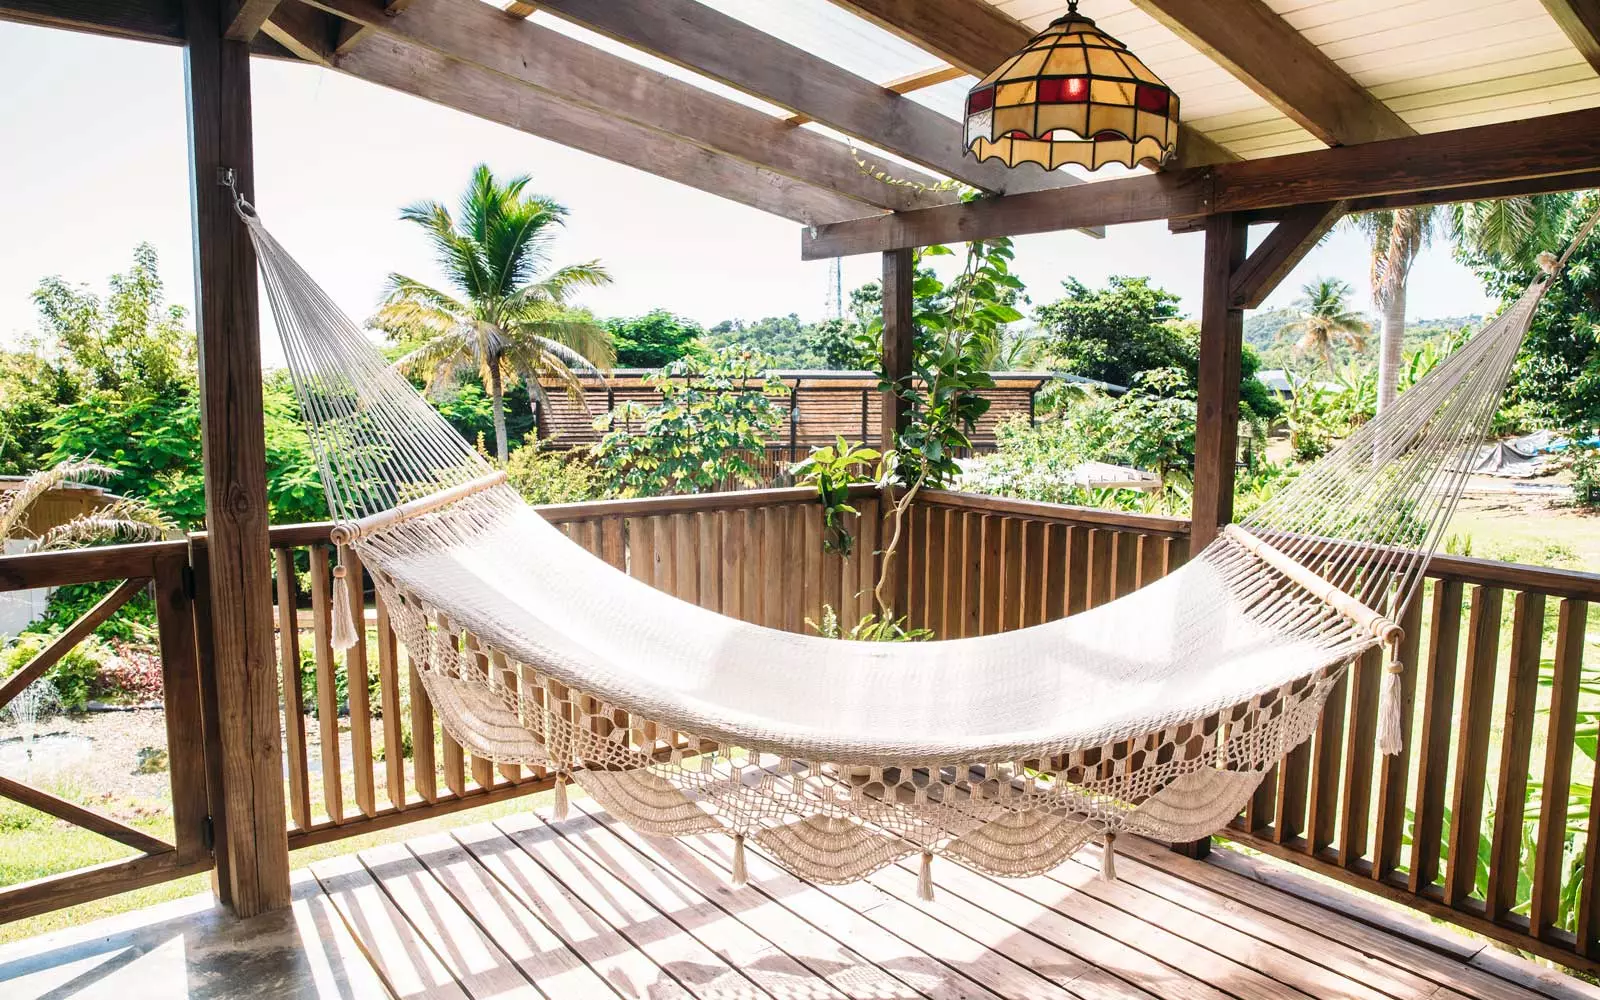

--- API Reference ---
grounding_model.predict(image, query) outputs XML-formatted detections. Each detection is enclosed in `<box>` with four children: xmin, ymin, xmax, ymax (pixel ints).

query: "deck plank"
<box><xmin>405</xmin><ymin>832</ymin><xmax>625</xmax><ymax>999</ymax></box>
<box><xmin>354</xmin><ymin>841</ymin><xmax>542</xmax><ymax>998</ymax></box>
<box><xmin>452</xmin><ymin>821</ymin><xmax>695</xmax><ymax>999</ymax></box>
<box><xmin>493</xmin><ymin>812</ymin><xmax>781</xmax><ymax>999</ymax></box>
<box><xmin>536</xmin><ymin>809</ymin><xmax>851</xmax><ymax>1000</ymax></box>
<box><xmin>310</xmin><ymin>853</ymin><xmax>469</xmax><ymax>1000</ymax></box>
<box><xmin>569</xmin><ymin>800</ymin><xmax>928</xmax><ymax>999</ymax></box>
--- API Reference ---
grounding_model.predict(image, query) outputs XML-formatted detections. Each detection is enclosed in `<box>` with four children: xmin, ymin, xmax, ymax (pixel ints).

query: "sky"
<box><xmin>0</xmin><ymin>20</ymin><xmax>1497</xmax><ymax>370</ymax></box>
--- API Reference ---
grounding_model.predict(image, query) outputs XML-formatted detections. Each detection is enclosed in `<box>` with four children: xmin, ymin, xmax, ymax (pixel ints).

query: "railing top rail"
<box><xmin>533</xmin><ymin>483</ymin><xmax>876</xmax><ymax>521</ymax></box>
<box><xmin>914</xmin><ymin>489</ymin><xmax>1193</xmax><ymax>536</ymax></box>
<box><xmin>0</xmin><ymin>538</ymin><xmax>186</xmax><ymax>592</ymax></box>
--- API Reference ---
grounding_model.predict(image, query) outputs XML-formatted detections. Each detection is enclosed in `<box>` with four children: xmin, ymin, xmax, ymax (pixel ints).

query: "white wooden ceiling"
<box><xmin>984</xmin><ymin>0</ymin><xmax>1600</xmax><ymax>158</ymax></box>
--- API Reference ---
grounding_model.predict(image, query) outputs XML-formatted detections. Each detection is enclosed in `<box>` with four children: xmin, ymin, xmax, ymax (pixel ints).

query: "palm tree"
<box><xmin>1285</xmin><ymin>277</ymin><xmax>1369</xmax><ymax>373</ymax></box>
<box><xmin>1451</xmin><ymin>194</ymin><xmax>1576</xmax><ymax>271</ymax></box>
<box><xmin>0</xmin><ymin>460</ymin><xmax>171</xmax><ymax>549</ymax></box>
<box><xmin>372</xmin><ymin>165</ymin><xmax>615</xmax><ymax>464</ymax></box>
<box><xmin>1350</xmin><ymin>207</ymin><xmax>1443</xmax><ymax>415</ymax></box>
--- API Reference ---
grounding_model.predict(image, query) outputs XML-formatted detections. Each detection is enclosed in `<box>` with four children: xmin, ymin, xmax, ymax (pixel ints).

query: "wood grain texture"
<box><xmin>0</xmin><ymin>0</ymin><xmax>183</xmax><ymax>42</ymax></box>
<box><xmin>308</xmin><ymin>0</ymin><xmax>940</xmax><ymax>214</ymax></box>
<box><xmin>1191</xmin><ymin>213</ymin><xmax>1246</xmax><ymax>547</ymax></box>
<box><xmin>151</xmin><ymin>546</ymin><xmax>212</xmax><ymax>866</ymax></box>
<box><xmin>1230</xmin><ymin>202</ymin><xmax>1347</xmax><ymax>309</ymax></box>
<box><xmin>533</xmin><ymin>0</ymin><xmax>1052</xmax><ymax>197</ymax></box>
<box><xmin>1130</xmin><ymin>0</ymin><xmax>1413</xmax><ymax>146</ymax></box>
<box><xmin>184</xmin><ymin>0</ymin><xmax>291</xmax><ymax>915</ymax></box>
<box><xmin>1542</xmin><ymin>0</ymin><xmax>1600</xmax><ymax>74</ymax></box>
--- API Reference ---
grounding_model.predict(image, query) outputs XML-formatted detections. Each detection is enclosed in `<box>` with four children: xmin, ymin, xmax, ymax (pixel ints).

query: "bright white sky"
<box><xmin>0</xmin><ymin>20</ymin><xmax>1495</xmax><ymax>370</ymax></box>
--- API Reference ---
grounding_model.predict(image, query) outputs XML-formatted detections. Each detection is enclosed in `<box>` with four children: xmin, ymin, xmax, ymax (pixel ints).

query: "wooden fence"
<box><xmin>5</xmin><ymin>486</ymin><xmax>1600</xmax><ymax>973</ymax></box>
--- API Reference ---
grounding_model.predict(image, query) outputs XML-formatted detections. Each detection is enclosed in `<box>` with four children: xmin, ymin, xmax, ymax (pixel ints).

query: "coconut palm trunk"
<box><xmin>488</xmin><ymin>360</ymin><xmax>509</xmax><ymax>464</ymax></box>
<box><xmin>1376</xmin><ymin>280</ymin><xmax>1407</xmax><ymax>412</ymax></box>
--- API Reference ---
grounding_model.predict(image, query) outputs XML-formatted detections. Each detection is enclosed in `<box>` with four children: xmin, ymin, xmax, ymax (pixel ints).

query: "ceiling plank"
<box><xmin>261</xmin><ymin>0</ymin><xmax>333</xmax><ymax>63</ymax></box>
<box><xmin>828</xmin><ymin>0</ymin><xmax>1235</xmax><ymax>166</ymax></box>
<box><xmin>224</xmin><ymin>0</ymin><xmax>281</xmax><ymax>39</ymax></box>
<box><xmin>1129</xmin><ymin>0</ymin><xmax>1412</xmax><ymax>146</ymax></box>
<box><xmin>1542</xmin><ymin>0</ymin><xmax>1600</xmax><ymax>74</ymax></box>
<box><xmin>1229</xmin><ymin>202</ymin><xmax>1345</xmax><ymax>309</ymax></box>
<box><xmin>305</xmin><ymin>0</ymin><xmax>947</xmax><ymax>214</ymax></box>
<box><xmin>336</xmin><ymin>34</ymin><xmax>876</xmax><ymax>226</ymax></box>
<box><xmin>532</xmin><ymin>0</ymin><xmax>1075</xmax><ymax>196</ymax></box>
<box><xmin>0</xmin><ymin>0</ymin><xmax>182</xmax><ymax>43</ymax></box>
<box><xmin>800</xmin><ymin>104</ymin><xmax>1600</xmax><ymax>257</ymax></box>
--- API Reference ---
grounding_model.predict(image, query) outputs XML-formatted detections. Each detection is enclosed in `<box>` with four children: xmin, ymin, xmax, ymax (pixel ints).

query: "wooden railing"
<box><xmin>263</xmin><ymin>485</ymin><xmax>884</xmax><ymax>851</ymax></box>
<box><xmin>0</xmin><ymin>541</ymin><xmax>211</xmax><ymax>923</ymax></box>
<box><xmin>5</xmin><ymin>485</ymin><xmax>1599</xmax><ymax>974</ymax></box>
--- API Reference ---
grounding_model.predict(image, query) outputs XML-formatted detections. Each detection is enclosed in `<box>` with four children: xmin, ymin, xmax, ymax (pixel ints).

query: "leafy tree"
<box><xmin>1286</xmin><ymin>277</ymin><xmax>1369</xmax><ymax>373</ymax></box>
<box><xmin>606</xmin><ymin>310</ymin><xmax>704</xmax><ymax>368</ymax></box>
<box><xmin>372</xmin><ymin>164</ymin><xmax>614</xmax><ymax>464</ymax></box>
<box><xmin>705</xmin><ymin>314</ymin><xmax>822</xmax><ymax>368</ymax></box>
<box><xmin>1036</xmin><ymin>276</ymin><xmax>1187</xmax><ymax>388</ymax></box>
<box><xmin>1350</xmin><ymin>207</ymin><xmax>1444</xmax><ymax>414</ymax></box>
<box><xmin>591</xmin><ymin>348</ymin><xmax>784</xmax><ymax>496</ymax></box>
<box><xmin>504</xmin><ymin>442</ymin><xmax>613</xmax><ymax>505</ymax></box>
<box><xmin>0</xmin><ymin>349</ymin><xmax>79</xmax><ymax>474</ymax></box>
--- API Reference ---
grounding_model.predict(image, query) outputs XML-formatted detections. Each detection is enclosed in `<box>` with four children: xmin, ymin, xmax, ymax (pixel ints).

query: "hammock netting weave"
<box><xmin>243</xmin><ymin>202</ymin><xmax>1591</xmax><ymax>892</ymax></box>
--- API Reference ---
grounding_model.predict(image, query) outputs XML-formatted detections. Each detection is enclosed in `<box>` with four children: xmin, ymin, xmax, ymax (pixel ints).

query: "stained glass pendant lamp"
<box><xmin>965</xmin><ymin>0</ymin><xmax>1180</xmax><ymax>171</ymax></box>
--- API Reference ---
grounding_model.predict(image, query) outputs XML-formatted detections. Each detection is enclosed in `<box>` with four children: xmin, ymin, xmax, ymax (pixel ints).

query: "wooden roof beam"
<box><xmin>225</xmin><ymin>0</ymin><xmax>282</xmax><ymax>40</ymax></box>
<box><xmin>785</xmin><ymin>65</ymin><xmax>963</xmax><ymax>127</ymax></box>
<box><xmin>335</xmin><ymin>34</ymin><xmax>877</xmax><ymax>226</ymax></box>
<box><xmin>531</xmin><ymin>0</ymin><xmax>1078</xmax><ymax>197</ymax></box>
<box><xmin>1542</xmin><ymin>0</ymin><xmax>1600</xmax><ymax>74</ymax></box>
<box><xmin>799</xmin><ymin>104</ymin><xmax>1600</xmax><ymax>257</ymax></box>
<box><xmin>261</xmin><ymin>0</ymin><xmax>333</xmax><ymax>63</ymax></box>
<box><xmin>1229</xmin><ymin>202</ymin><xmax>1345</xmax><ymax>310</ymax></box>
<box><xmin>828</xmin><ymin>0</ymin><xmax>1236</xmax><ymax>167</ymax></box>
<box><xmin>304</xmin><ymin>0</ymin><xmax>947</xmax><ymax>215</ymax></box>
<box><xmin>1129</xmin><ymin>0</ymin><xmax>1413</xmax><ymax>146</ymax></box>
<box><xmin>0</xmin><ymin>0</ymin><xmax>182</xmax><ymax>43</ymax></box>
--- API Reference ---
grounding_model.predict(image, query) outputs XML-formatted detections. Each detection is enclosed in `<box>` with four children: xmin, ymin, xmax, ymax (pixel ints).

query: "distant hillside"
<box><xmin>1246</xmin><ymin>309</ymin><xmax>1481</xmax><ymax>373</ymax></box>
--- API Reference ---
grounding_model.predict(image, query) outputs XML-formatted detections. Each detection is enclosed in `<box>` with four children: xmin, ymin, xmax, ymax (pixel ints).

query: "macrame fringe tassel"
<box><xmin>330</xmin><ymin>549</ymin><xmax>360</xmax><ymax>652</ymax></box>
<box><xmin>918</xmin><ymin>851</ymin><xmax>935</xmax><ymax>902</ymax></box>
<box><xmin>1378</xmin><ymin>639</ymin><xmax>1405</xmax><ymax>756</ymax></box>
<box><xmin>1101</xmin><ymin>833</ymin><xmax>1117</xmax><ymax>882</ymax></box>
<box><xmin>552</xmin><ymin>773</ymin><xmax>570</xmax><ymax>822</ymax></box>
<box><xmin>731</xmin><ymin>835</ymin><xmax>748</xmax><ymax>887</ymax></box>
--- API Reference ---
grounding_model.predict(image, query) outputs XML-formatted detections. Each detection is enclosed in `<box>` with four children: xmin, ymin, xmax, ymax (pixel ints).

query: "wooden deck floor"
<box><xmin>6</xmin><ymin>798</ymin><xmax>1600</xmax><ymax>1000</ymax></box>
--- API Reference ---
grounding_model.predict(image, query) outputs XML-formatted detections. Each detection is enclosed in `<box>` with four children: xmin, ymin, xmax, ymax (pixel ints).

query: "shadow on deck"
<box><xmin>3</xmin><ymin>798</ymin><xmax>1596</xmax><ymax>1000</ymax></box>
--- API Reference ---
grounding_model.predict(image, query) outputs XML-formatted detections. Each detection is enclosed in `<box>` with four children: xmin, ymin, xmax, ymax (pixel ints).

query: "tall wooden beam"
<box><xmin>827</xmin><ymin>0</ymin><xmax>1235</xmax><ymax>168</ymax></box>
<box><xmin>879</xmin><ymin>247</ymin><xmax>914</xmax><ymax>614</ymax></box>
<box><xmin>182</xmin><ymin>0</ymin><xmax>290</xmax><ymax>917</ymax></box>
<box><xmin>1129</xmin><ymin>0</ymin><xmax>1413</xmax><ymax>146</ymax></box>
<box><xmin>1542</xmin><ymin>0</ymin><xmax>1600</xmax><ymax>74</ymax></box>
<box><xmin>1192</xmin><ymin>213</ymin><xmax>1247</xmax><ymax>551</ymax></box>
<box><xmin>336</xmin><ymin>35</ymin><xmax>873</xmax><ymax>225</ymax></box>
<box><xmin>800</xmin><ymin>103</ymin><xmax>1600</xmax><ymax>257</ymax></box>
<box><xmin>531</xmin><ymin>0</ymin><xmax>1074</xmax><ymax>196</ymax></box>
<box><xmin>307</xmin><ymin>0</ymin><xmax>943</xmax><ymax>215</ymax></box>
<box><xmin>1229</xmin><ymin>201</ymin><xmax>1345</xmax><ymax>310</ymax></box>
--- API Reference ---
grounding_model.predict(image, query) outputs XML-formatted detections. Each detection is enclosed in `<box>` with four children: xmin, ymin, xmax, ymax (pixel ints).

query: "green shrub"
<box><xmin>505</xmin><ymin>444</ymin><xmax>613</xmax><ymax>506</ymax></box>
<box><xmin>1</xmin><ymin>631</ymin><xmax>116</xmax><ymax>711</ymax></box>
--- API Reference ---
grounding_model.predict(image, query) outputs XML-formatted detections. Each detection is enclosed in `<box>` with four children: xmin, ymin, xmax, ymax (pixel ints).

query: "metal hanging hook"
<box><xmin>217</xmin><ymin>165</ymin><xmax>258</xmax><ymax>221</ymax></box>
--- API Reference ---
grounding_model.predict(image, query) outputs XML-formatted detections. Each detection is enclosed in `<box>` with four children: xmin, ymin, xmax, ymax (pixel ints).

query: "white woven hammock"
<box><xmin>241</xmin><ymin>199</ymin><xmax>1592</xmax><ymax>896</ymax></box>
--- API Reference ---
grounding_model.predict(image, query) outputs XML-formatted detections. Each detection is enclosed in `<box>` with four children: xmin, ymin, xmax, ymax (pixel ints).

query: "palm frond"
<box><xmin>37</xmin><ymin>499</ymin><xmax>172</xmax><ymax>550</ymax></box>
<box><xmin>0</xmin><ymin>459</ymin><xmax>117</xmax><ymax>540</ymax></box>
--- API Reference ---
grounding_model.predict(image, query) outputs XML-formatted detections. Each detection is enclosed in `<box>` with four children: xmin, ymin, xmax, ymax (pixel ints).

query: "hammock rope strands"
<box><xmin>240</xmin><ymin>197</ymin><xmax>1594</xmax><ymax>893</ymax></box>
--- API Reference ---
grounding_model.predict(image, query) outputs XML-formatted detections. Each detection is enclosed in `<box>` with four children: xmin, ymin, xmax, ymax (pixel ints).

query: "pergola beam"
<box><xmin>335</xmin><ymin>34</ymin><xmax>875</xmax><ymax>226</ymax></box>
<box><xmin>1129</xmin><ymin>0</ymin><xmax>1413</xmax><ymax>146</ymax></box>
<box><xmin>1542</xmin><ymin>0</ymin><xmax>1600</xmax><ymax>74</ymax></box>
<box><xmin>261</xmin><ymin>0</ymin><xmax>331</xmax><ymax>63</ymax></box>
<box><xmin>801</xmin><ymin>104</ymin><xmax>1600</xmax><ymax>257</ymax></box>
<box><xmin>1229</xmin><ymin>202</ymin><xmax>1345</xmax><ymax>310</ymax></box>
<box><xmin>0</xmin><ymin>0</ymin><xmax>182</xmax><ymax>42</ymax></box>
<box><xmin>223</xmin><ymin>0</ymin><xmax>280</xmax><ymax>39</ymax></box>
<box><xmin>306</xmin><ymin>0</ymin><xmax>944</xmax><ymax>215</ymax></box>
<box><xmin>827</xmin><ymin>0</ymin><xmax>1236</xmax><ymax>168</ymax></box>
<box><xmin>531</xmin><ymin>0</ymin><xmax>1075</xmax><ymax>196</ymax></box>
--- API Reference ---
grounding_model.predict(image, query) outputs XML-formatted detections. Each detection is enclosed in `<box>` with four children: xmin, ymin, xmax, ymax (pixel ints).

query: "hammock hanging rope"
<box><xmin>239</xmin><ymin>191</ymin><xmax>1597</xmax><ymax>893</ymax></box>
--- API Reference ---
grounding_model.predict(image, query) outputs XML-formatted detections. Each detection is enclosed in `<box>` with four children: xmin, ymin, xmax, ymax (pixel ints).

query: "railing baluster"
<box><xmin>308</xmin><ymin>543</ymin><xmax>343</xmax><ymax>824</ymax></box>
<box><xmin>1445</xmin><ymin>584</ymin><xmax>1503</xmax><ymax>908</ymax></box>
<box><xmin>345</xmin><ymin>550</ymin><xmax>376</xmax><ymax>819</ymax></box>
<box><xmin>1486</xmin><ymin>590</ymin><xmax>1546</xmax><ymax>922</ymax></box>
<box><xmin>1112</xmin><ymin>530</ymin><xmax>1139</xmax><ymax>599</ymax></box>
<box><xmin>275</xmin><ymin>546</ymin><xmax>310</xmax><ymax>830</ymax></box>
<box><xmin>1338</xmin><ymin>646</ymin><xmax>1381</xmax><ymax>869</ymax></box>
<box><xmin>1410</xmin><ymin>577</ymin><xmax>1462</xmax><ymax>892</ymax></box>
<box><xmin>375</xmin><ymin>590</ymin><xmax>405</xmax><ymax>811</ymax></box>
<box><xmin>920</xmin><ymin>504</ymin><xmax>946</xmax><ymax>635</ymax></box>
<box><xmin>698</xmin><ymin>511</ymin><xmax>722</xmax><ymax>613</ymax></box>
<box><xmin>1086</xmin><ymin>529</ymin><xmax>1113</xmax><ymax>610</ymax></box>
<box><xmin>961</xmin><ymin>511</ymin><xmax>982</xmax><ymax>638</ymax></box>
<box><xmin>979</xmin><ymin>514</ymin><xmax>1002</xmax><ymax>634</ymax></box>
<box><xmin>1000</xmin><ymin>517</ymin><xmax>1023</xmax><ymax>631</ymax></box>
<box><xmin>1372</xmin><ymin>593</ymin><xmax>1423</xmax><ymax>883</ymax></box>
<box><xmin>1308</xmin><ymin>669</ymin><xmax>1348</xmax><ymax>856</ymax></box>
<box><xmin>1532</xmin><ymin>597</ymin><xmax>1585</xmax><ymax>940</ymax></box>
<box><xmin>1042</xmin><ymin>522</ymin><xmax>1068</xmax><ymax>623</ymax></box>
<box><xmin>762</xmin><ymin>507</ymin><xmax>785</xmax><ymax>630</ymax></box>
<box><xmin>1021</xmin><ymin>520</ymin><xmax>1046</xmax><ymax>628</ymax></box>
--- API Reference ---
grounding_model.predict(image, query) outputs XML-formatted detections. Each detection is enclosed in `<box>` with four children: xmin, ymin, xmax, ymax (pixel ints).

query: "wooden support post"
<box><xmin>184</xmin><ymin>0</ymin><xmax>291</xmax><ymax>917</ymax></box>
<box><xmin>1191</xmin><ymin>212</ymin><xmax>1248</xmax><ymax>551</ymax></box>
<box><xmin>879</xmin><ymin>248</ymin><xmax>914</xmax><ymax>615</ymax></box>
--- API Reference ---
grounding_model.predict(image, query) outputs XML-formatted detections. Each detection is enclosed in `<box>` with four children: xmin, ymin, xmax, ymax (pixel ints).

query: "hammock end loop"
<box><xmin>731</xmin><ymin>834</ymin><xmax>749</xmax><ymax>887</ymax></box>
<box><xmin>1101</xmin><ymin>832</ymin><xmax>1118</xmax><ymax>882</ymax></box>
<box><xmin>330</xmin><ymin>549</ymin><xmax>360</xmax><ymax>653</ymax></box>
<box><xmin>1377</xmin><ymin>638</ymin><xmax>1405</xmax><ymax>756</ymax></box>
<box><xmin>918</xmin><ymin>851</ymin><xmax>935</xmax><ymax>902</ymax></box>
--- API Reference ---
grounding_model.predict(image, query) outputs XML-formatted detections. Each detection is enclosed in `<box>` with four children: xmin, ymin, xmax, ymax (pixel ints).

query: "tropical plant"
<box><xmin>590</xmin><ymin>348</ymin><xmax>784</xmax><ymax>497</ymax></box>
<box><xmin>806</xmin><ymin>604</ymin><xmax>932</xmax><ymax>642</ymax></box>
<box><xmin>1350</xmin><ymin>207</ymin><xmax>1444</xmax><ymax>414</ymax></box>
<box><xmin>605</xmin><ymin>310</ymin><xmax>704</xmax><ymax>368</ymax></box>
<box><xmin>1451</xmin><ymin>194</ymin><xmax>1576</xmax><ymax>272</ymax></box>
<box><xmin>1285</xmin><ymin>277</ymin><xmax>1369</xmax><ymax>373</ymax></box>
<box><xmin>372</xmin><ymin>164</ymin><xmax>614</xmax><ymax>464</ymax></box>
<box><xmin>0</xmin><ymin>460</ymin><xmax>171</xmax><ymax>549</ymax></box>
<box><xmin>504</xmin><ymin>442</ymin><xmax>614</xmax><ymax>506</ymax></box>
<box><xmin>792</xmin><ymin>437</ymin><xmax>881</xmax><ymax>556</ymax></box>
